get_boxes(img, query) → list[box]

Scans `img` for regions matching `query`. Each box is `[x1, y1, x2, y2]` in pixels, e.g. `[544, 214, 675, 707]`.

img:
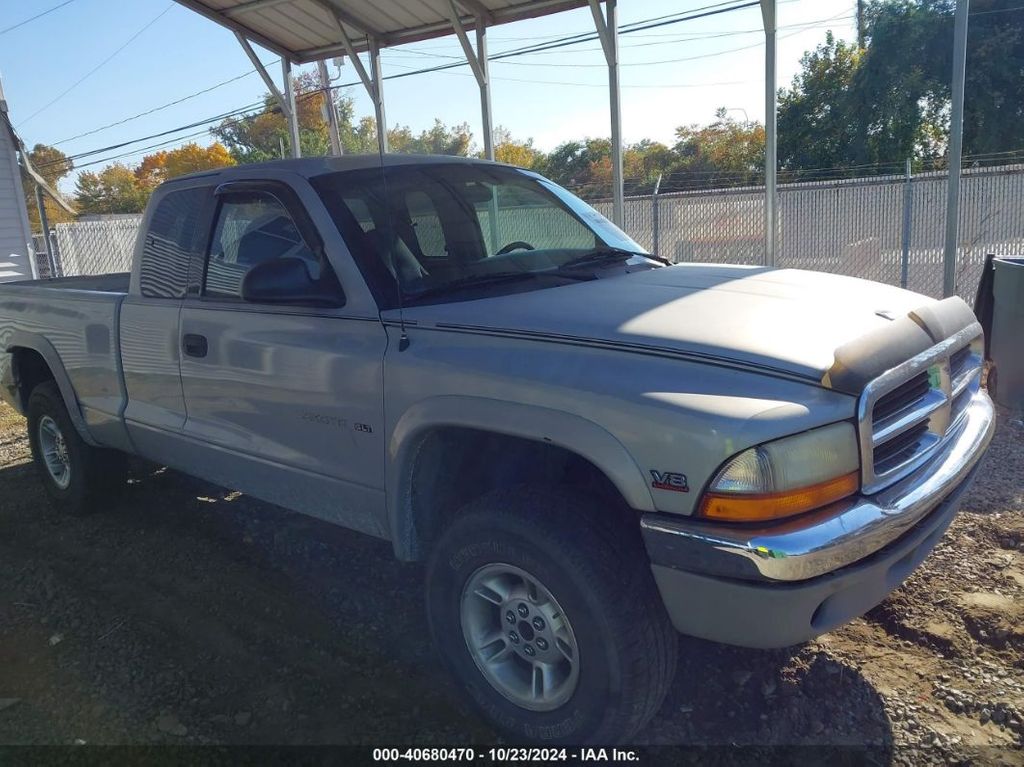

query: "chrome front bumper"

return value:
[641, 389, 995, 583]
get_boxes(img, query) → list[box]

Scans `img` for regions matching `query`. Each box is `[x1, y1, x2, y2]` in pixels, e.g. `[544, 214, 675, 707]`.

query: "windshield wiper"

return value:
[557, 248, 670, 271]
[403, 270, 591, 304]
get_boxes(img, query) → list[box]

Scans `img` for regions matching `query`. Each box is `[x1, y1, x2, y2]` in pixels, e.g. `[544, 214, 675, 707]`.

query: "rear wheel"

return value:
[426, 486, 677, 744]
[27, 381, 125, 515]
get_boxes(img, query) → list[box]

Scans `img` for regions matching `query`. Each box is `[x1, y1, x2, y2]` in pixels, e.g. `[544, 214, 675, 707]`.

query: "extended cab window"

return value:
[140, 187, 209, 298]
[203, 190, 332, 303]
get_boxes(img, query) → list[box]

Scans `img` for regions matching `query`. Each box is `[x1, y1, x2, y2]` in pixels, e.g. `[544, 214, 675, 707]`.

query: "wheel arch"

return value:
[387, 396, 655, 561]
[4, 332, 97, 445]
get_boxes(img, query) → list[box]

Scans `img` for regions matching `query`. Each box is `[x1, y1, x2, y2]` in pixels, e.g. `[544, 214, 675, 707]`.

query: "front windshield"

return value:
[311, 163, 652, 307]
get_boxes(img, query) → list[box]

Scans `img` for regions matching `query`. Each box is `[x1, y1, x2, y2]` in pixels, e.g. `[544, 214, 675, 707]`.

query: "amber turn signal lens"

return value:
[698, 471, 860, 523]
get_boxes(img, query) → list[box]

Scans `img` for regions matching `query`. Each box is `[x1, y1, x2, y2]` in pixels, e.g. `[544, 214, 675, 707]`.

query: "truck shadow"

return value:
[0, 456, 893, 750]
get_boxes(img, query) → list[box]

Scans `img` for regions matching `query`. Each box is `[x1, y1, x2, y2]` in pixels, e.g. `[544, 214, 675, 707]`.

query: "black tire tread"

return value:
[429, 485, 677, 743]
[27, 381, 125, 515]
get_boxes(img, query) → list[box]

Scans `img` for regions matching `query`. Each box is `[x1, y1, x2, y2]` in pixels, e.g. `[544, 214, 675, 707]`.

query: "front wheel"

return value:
[426, 487, 677, 744]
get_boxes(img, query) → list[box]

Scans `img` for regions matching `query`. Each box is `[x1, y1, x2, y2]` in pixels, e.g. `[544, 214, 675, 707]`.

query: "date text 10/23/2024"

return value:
[372, 747, 641, 762]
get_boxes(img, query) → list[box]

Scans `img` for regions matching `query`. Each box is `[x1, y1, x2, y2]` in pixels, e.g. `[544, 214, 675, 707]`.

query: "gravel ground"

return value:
[0, 401, 1022, 762]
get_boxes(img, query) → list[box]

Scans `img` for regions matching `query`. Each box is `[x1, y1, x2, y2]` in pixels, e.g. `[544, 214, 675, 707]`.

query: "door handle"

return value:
[182, 333, 208, 358]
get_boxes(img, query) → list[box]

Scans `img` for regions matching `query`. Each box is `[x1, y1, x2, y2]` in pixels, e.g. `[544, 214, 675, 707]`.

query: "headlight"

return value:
[698, 422, 860, 522]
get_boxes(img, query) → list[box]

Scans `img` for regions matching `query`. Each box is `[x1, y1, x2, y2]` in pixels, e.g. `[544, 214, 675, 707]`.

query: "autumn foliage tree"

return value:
[21, 144, 75, 229]
[135, 142, 235, 190]
[74, 142, 234, 215]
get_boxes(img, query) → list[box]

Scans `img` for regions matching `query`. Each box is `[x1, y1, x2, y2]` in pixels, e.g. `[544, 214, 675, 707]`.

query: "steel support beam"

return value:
[943, 0, 970, 297]
[335, 19, 388, 154]
[761, 0, 777, 268]
[282, 58, 301, 158]
[589, 0, 623, 226]
[447, 0, 493, 160]
[368, 38, 388, 154]
[236, 31, 299, 157]
[317, 59, 343, 155]
[236, 32, 287, 109]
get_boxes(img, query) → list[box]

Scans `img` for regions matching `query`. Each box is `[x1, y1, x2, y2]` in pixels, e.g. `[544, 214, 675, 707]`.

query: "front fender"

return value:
[387, 395, 655, 559]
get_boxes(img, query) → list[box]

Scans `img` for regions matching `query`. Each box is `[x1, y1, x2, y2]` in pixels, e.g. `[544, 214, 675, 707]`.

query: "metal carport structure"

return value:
[172, 0, 784, 239]
[171, 0, 971, 297]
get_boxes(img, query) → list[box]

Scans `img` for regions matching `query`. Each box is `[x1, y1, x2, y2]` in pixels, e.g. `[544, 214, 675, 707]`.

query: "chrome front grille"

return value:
[858, 326, 983, 494]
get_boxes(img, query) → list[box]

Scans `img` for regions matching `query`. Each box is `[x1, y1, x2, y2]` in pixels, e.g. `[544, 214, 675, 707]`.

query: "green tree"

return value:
[389, 119, 473, 156]
[671, 109, 765, 189]
[490, 126, 543, 168]
[778, 1, 1024, 175]
[74, 164, 149, 215]
[777, 33, 868, 173]
[538, 138, 611, 195]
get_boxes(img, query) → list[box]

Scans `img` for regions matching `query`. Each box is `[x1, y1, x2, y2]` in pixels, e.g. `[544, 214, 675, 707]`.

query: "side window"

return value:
[140, 187, 209, 298]
[203, 191, 324, 301]
[404, 190, 447, 258]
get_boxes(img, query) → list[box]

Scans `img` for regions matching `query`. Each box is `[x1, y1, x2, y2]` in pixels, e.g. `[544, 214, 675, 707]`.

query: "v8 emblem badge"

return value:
[650, 470, 689, 493]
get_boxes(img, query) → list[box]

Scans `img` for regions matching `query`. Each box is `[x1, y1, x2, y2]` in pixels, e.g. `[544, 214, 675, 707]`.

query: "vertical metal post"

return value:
[477, 25, 494, 161]
[761, 0, 777, 267]
[651, 173, 662, 259]
[607, 0, 623, 226]
[34, 185, 56, 279]
[368, 38, 389, 154]
[317, 59, 343, 155]
[589, 0, 623, 226]
[943, 0, 970, 297]
[282, 59, 301, 158]
[901, 158, 913, 289]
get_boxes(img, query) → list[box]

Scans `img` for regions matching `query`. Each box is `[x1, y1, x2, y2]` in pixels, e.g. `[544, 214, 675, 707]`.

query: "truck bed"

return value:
[0, 273, 130, 450]
[4, 272, 130, 294]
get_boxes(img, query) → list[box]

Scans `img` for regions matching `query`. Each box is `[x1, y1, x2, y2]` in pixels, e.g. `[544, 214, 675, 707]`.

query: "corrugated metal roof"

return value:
[174, 0, 589, 62]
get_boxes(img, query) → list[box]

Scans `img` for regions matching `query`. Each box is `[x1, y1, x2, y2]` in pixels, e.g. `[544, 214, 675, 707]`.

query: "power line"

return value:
[16, 4, 174, 128]
[50, 61, 281, 147]
[0, 0, 79, 37]
[39, 101, 268, 168]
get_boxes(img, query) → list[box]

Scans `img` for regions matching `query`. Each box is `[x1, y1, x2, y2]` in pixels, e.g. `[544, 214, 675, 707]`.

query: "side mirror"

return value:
[240, 257, 344, 307]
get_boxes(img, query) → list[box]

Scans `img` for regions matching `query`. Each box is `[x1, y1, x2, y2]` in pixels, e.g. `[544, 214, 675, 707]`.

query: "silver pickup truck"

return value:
[0, 155, 994, 743]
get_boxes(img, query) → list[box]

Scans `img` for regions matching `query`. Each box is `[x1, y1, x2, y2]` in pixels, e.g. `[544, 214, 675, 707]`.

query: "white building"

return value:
[0, 79, 38, 282]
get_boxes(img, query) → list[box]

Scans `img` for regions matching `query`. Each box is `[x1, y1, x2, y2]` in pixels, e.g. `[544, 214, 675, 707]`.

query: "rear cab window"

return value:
[140, 186, 211, 298]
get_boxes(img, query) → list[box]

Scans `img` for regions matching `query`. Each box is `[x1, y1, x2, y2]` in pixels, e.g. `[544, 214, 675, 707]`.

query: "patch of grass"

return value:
[0, 402, 26, 439]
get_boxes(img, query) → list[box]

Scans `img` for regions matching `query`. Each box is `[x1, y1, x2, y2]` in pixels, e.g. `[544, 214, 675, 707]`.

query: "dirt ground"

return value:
[0, 401, 1022, 762]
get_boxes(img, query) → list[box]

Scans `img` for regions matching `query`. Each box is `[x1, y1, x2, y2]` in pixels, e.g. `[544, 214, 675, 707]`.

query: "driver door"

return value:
[176, 179, 387, 537]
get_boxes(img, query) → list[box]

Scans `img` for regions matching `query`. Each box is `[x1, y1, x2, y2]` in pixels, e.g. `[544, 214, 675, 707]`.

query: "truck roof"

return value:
[168, 153, 508, 185]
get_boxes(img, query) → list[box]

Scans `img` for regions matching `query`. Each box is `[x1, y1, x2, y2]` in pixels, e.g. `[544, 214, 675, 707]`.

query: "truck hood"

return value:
[395, 264, 935, 384]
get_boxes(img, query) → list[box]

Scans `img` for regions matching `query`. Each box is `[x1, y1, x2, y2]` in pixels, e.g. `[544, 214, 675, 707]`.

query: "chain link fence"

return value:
[596, 162, 1024, 301]
[49, 216, 141, 278]
[40, 163, 1024, 301]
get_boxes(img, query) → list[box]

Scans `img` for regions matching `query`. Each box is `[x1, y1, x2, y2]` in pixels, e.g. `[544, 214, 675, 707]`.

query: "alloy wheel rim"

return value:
[460, 562, 580, 712]
[38, 415, 71, 490]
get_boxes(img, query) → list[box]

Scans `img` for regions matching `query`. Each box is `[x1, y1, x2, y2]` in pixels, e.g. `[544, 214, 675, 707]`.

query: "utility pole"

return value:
[857, 0, 866, 47]
[942, 0, 969, 297]
[34, 185, 56, 278]
[317, 59, 343, 156]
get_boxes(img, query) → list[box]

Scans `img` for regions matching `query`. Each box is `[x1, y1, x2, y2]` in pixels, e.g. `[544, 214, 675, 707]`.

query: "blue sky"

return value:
[0, 0, 857, 192]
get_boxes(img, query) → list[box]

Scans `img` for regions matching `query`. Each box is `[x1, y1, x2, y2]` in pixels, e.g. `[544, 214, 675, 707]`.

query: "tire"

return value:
[426, 486, 677, 744]
[26, 381, 125, 515]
